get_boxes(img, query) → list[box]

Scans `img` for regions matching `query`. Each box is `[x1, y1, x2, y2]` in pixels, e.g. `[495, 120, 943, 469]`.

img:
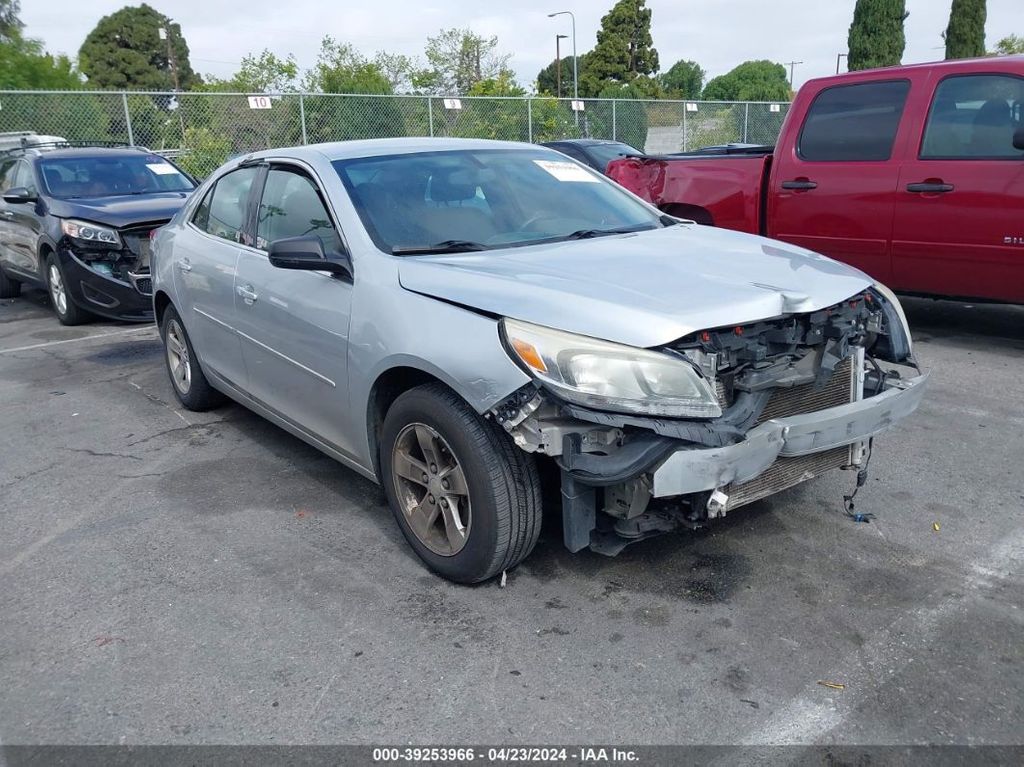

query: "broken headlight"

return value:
[871, 281, 913, 360]
[501, 318, 722, 418]
[61, 219, 122, 247]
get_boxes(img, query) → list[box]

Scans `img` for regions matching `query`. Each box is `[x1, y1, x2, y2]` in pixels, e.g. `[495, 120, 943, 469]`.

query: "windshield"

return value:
[333, 148, 663, 254]
[39, 155, 195, 199]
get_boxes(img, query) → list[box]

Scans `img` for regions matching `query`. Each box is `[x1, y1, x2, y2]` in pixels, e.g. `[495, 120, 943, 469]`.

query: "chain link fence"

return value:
[0, 90, 791, 178]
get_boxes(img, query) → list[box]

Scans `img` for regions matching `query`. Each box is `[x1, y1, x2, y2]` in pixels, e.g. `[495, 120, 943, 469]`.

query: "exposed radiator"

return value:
[725, 355, 856, 512]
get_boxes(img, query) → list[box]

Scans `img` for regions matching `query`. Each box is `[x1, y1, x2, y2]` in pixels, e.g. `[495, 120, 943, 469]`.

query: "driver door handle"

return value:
[236, 284, 259, 304]
[781, 179, 818, 191]
[906, 182, 954, 194]
[0, 211, 12, 218]
[176, 259, 192, 272]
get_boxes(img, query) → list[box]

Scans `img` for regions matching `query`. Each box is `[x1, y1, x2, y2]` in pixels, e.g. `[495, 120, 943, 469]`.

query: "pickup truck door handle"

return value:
[176, 259, 192, 272]
[236, 284, 259, 304]
[781, 180, 818, 191]
[906, 182, 954, 194]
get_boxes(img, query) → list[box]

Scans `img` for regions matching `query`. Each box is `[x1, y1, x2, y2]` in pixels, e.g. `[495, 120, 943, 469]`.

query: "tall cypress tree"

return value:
[581, 0, 660, 97]
[847, 0, 909, 71]
[945, 0, 987, 60]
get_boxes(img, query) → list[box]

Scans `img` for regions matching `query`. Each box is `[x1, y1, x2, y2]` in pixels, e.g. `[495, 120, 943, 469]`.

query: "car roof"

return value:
[28, 147, 159, 161]
[241, 136, 553, 164]
[805, 54, 1024, 90]
[542, 139, 621, 147]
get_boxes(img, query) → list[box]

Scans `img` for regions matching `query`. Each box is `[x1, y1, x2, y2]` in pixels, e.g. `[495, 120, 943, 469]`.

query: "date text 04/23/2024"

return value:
[372, 747, 640, 762]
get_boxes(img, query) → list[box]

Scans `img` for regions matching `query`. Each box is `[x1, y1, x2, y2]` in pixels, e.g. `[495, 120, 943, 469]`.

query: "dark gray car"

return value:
[151, 138, 927, 583]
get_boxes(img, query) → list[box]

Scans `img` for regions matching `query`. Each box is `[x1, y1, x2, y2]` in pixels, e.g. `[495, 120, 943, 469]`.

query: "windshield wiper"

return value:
[391, 240, 489, 255]
[558, 224, 655, 240]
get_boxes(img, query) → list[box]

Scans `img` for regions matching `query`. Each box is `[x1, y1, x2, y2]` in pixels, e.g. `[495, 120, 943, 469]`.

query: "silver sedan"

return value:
[152, 138, 926, 583]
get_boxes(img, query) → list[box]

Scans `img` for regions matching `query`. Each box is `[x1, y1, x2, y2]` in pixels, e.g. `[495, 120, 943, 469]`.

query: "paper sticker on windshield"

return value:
[147, 163, 180, 175]
[533, 160, 600, 183]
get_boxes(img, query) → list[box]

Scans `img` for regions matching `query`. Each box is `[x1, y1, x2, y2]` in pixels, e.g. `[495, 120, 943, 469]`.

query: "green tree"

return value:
[203, 50, 299, 93]
[536, 54, 586, 97]
[79, 4, 198, 90]
[847, 0, 908, 71]
[415, 28, 515, 95]
[1, 0, 23, 42]
[658, 59, 704, 99]
[0, 36, 82, 89]
[702, 60, 790, 101]
[945, 0, 987, 60]
[992, 34, 1024, 55]
[582, 0, 659, 97]
[303, 37, 392, 94]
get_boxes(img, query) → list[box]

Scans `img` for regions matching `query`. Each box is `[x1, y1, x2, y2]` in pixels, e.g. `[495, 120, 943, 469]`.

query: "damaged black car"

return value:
[0, 143, 196, 324]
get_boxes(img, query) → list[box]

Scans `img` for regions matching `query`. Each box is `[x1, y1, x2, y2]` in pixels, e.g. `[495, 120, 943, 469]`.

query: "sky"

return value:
[19, 0, 1023, 93]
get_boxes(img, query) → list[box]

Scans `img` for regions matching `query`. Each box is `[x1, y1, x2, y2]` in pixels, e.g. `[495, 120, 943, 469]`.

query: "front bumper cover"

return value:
[650, 371, 929, 498]
[58, 248, 154, 322]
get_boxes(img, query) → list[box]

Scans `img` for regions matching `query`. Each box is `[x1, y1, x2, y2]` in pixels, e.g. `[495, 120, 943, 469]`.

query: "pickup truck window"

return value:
[920, 74, 1024, 160]
[798, 80, 910, 162]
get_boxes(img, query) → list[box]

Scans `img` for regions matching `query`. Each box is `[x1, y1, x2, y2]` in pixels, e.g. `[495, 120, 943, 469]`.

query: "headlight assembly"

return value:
[502, 318, 722, 418]
[61, 219, 121, 247]
[871, 281, 913, 359]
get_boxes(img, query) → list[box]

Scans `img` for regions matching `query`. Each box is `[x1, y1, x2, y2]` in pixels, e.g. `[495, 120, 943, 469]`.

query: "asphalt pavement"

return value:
[1, 287, 1021, 746]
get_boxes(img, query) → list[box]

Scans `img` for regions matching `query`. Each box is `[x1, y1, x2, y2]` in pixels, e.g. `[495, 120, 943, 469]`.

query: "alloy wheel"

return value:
[165, 319, 192, 394]
[391, 422, 472, 556]
[48, 264, 67, 315]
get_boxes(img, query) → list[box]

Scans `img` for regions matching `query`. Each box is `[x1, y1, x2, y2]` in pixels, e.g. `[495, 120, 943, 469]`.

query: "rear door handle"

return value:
[0, 211, 12, 218]
[781, 180, 818, 191]
[176, 259, 192, 272]
[906, 182, 954, 194]
[236, 284, 258, 304]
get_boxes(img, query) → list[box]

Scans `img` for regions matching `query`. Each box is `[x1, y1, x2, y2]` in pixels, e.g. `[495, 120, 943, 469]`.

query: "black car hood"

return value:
[47, 192, 192, 228]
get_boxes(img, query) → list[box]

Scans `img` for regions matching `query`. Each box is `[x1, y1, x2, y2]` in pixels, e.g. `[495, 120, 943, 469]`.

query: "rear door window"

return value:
[798, 80, 911, 162]
[193, 166, 260, 245]
[920, 74, 1024, 159]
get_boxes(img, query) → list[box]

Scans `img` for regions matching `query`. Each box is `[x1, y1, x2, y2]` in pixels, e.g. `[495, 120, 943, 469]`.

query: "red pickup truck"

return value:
[609, 56, 1024, 303]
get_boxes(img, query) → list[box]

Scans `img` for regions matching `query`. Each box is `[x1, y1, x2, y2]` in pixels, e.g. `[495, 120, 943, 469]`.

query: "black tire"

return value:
[0, 266, 21, 299]
[159, 305, 226, 411]
[45, 253, 92, 325]
[380, 383, 542, 584]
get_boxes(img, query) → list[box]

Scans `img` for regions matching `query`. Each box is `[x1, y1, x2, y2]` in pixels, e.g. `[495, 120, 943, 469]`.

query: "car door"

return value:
[4, 160, 43, 276]
[0, 157, 17, 271]
[767, 79, 913, 284]
[233, 163, 356, 455]
[171, 166, 260, 390]
[891, 72, 1024, 302]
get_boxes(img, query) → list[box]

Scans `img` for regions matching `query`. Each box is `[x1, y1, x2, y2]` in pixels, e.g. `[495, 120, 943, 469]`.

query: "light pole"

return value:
[785, 60, 803, 90]
[548, 11, 577, 108]
[555, 34, 567, 98]
[836, 53, 848, 74]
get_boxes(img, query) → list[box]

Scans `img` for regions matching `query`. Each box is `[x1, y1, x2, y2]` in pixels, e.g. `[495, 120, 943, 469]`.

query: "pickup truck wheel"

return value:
[380, 383, 542, 584]
[46, 254, 91, 325]
[160, 305, 225, 411]
[0, 266, 21, 298]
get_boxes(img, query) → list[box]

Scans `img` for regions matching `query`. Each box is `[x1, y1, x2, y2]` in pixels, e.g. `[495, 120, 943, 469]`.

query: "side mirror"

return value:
[1014, 126, 1024, 152]
[2, 187, 36, 204]
[268, 235, 352, 278]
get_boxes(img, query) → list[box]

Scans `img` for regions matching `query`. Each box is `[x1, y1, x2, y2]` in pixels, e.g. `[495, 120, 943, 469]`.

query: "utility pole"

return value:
[555, 34, 567, 98]
[158, 25, 180, 92]
[785, 60, 803, 89]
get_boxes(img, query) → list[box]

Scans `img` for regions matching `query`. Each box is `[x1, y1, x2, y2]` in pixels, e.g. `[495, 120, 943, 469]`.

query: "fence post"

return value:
[121, 93, 135, 146]
[743, 102, 749, 143]
[612, 100, 617, 141]
[427, 97, 434, 137]
[682, 104, 688, 152]
[527, 98, 533, 143]
[299, 94, 308, 145]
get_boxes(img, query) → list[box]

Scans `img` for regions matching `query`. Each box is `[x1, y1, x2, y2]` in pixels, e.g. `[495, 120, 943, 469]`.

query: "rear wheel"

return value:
[0, 266, 21, 299]
[380, 383, 542, 583]
[160, 305, 225, 411]
[45, 253, 92, 325]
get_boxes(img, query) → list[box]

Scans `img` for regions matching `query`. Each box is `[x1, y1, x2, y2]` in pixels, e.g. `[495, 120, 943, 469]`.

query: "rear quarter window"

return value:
[798, 80, 911, 162]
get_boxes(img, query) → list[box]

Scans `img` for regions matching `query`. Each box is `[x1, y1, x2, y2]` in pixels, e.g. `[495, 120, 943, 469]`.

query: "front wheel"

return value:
[46, 254, 91, 325]
[380, 383, 542, 583]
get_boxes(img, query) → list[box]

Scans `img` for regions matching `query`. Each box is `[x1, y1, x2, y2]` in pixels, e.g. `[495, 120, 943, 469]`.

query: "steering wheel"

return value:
[519, 212, 565, 232]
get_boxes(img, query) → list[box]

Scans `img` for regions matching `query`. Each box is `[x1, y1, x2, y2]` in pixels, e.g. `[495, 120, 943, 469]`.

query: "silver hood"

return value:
[397, 224, 874, 348]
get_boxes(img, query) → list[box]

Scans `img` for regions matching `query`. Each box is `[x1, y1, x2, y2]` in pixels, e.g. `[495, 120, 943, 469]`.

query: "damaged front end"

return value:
[57, 219, 162, 319]
[492, 287, 928, 555]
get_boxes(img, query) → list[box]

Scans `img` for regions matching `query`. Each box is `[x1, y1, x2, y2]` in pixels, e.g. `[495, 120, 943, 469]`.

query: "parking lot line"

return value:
[0, 326, 156, 355]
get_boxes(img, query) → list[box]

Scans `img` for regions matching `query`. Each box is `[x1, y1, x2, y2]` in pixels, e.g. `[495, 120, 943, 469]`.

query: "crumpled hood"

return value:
[47, 192, 192, 229]
[397, 224, 874, 347]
